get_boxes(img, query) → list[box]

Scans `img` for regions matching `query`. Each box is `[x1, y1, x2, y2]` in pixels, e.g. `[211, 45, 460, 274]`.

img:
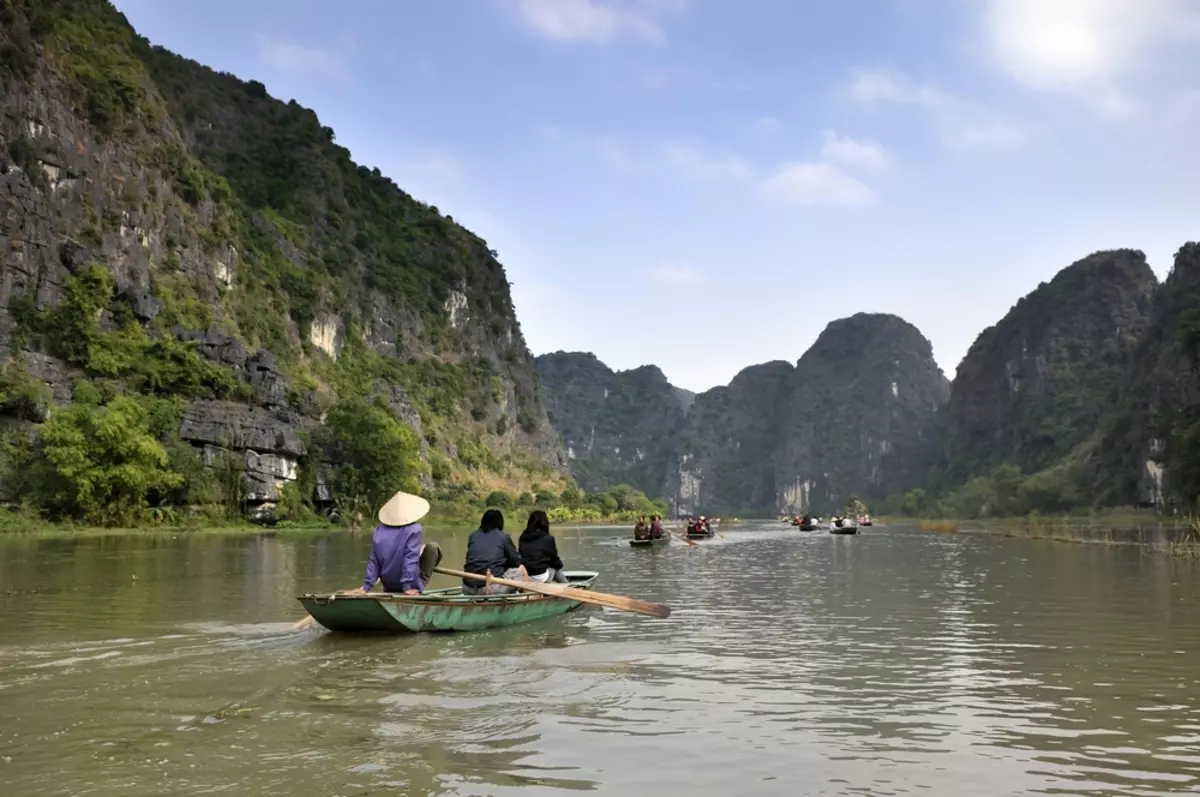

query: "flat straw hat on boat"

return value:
[377, 490, 431, 527]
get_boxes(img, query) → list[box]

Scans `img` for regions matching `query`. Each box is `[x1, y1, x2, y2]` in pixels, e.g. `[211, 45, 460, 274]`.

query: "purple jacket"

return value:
[362, 522, 425, 593]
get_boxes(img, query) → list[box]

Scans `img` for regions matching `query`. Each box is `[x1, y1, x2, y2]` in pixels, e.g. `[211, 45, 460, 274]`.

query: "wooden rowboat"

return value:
[830, 526, 858, 535]
[796, 524, 819, 531]
[685, 529, 714, 539]
[297, 571, 599, 633]
[629, 536, 669, 548]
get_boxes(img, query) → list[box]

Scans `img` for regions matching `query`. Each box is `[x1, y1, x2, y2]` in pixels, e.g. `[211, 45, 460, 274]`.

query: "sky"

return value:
[111, 0, 1200, 393]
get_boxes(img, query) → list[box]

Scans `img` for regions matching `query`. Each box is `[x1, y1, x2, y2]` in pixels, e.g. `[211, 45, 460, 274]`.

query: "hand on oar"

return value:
[293, 586, 364, 631]
[434, 566, 670, 619]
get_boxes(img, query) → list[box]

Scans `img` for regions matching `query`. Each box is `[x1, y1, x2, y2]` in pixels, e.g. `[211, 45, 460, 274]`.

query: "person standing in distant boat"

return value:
[649, 515, 665, 539]
[355, 490, 442, 595]
[519, 510, 569, 584]
[462, 509, 528, 595]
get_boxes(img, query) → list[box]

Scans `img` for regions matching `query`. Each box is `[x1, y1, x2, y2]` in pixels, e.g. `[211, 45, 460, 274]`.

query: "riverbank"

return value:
[0, 504, 650, 536]
[889, 513, 1200, 557]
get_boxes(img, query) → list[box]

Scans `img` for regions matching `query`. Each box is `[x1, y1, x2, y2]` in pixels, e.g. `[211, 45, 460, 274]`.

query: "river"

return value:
[1, 522, 1199, 796]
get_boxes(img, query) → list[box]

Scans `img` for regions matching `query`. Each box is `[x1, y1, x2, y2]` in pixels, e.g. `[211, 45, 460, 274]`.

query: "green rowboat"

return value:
[629, 536, 669, 548]
[297, 571, 600, 633]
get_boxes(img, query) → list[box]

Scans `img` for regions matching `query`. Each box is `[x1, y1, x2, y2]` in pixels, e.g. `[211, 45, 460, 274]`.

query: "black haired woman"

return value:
[462, 509, 528, 595]
[519, 510, 569, 584]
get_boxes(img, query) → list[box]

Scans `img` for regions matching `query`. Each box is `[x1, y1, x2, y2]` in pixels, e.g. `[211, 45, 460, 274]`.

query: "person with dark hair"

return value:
[649, 514, 665, 539]
[462, 509, 527, 595]
[519, 510, 568, 584]
[633, 514, 650, 540]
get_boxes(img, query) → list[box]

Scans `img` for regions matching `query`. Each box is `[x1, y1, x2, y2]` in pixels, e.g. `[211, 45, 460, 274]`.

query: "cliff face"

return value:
[662, 314, 948, 516]
[666, 360, 795, 516]
[0, 0, 564, 521]
[1092, 244, 1200, 506]
[773, 313, 950, 512]
[938, 250, 1157, 487]
[535, 351, 684, 495]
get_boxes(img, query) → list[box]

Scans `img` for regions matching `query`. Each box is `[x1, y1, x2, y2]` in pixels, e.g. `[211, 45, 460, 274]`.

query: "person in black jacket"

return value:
[518, 510, 569, 583]
[462, 509, 528, 595]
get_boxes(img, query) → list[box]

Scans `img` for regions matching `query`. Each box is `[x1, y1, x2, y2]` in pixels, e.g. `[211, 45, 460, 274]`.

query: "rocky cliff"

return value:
[0, 0, 565, 523]
[661, 314, 949, 516]
[937, 250, 1157, 487]
[535, 351, 685, 495]
[773, 314, 950, 512]
[1090, 244, 1200, 506]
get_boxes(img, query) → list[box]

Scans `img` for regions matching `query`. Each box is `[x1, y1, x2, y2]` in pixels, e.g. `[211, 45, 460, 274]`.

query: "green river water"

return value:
[2, 522, 1199, 796]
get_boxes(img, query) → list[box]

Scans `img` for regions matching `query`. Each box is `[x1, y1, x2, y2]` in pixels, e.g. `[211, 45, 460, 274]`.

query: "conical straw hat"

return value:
[377, 491, 431, 527]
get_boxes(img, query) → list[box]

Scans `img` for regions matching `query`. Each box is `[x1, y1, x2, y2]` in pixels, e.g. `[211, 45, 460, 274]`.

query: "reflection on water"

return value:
[2, 524, 1200, 795]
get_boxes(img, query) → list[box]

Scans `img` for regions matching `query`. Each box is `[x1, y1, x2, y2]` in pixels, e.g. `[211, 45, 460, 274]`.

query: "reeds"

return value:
[920, 520, 961, 533]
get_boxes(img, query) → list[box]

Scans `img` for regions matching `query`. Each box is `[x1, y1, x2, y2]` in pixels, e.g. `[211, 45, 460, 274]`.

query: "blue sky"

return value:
[113, 0, 1200, 392]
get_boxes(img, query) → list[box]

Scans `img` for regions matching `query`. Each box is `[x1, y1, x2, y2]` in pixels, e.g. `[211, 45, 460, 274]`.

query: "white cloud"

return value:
[983, 0, 1199, 90]
[648, 265, 706, 286]
[257, 36, 346, 78]
[982, 0, 1200, 120]
[849, 68, 948, 108]
[941, 117, 1029, 152]
[757, 116, 781, 132]
[820, 130, 891, 170]
[512, 0, 684, 44]
[847, 67, 1028, 152]
[761, 162, 875, 206]
[659, 143, 752, 181]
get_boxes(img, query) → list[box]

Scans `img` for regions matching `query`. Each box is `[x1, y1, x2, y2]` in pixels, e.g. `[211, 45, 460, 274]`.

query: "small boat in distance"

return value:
[859, 515, 873, 527]
[297, 571, 600, 633]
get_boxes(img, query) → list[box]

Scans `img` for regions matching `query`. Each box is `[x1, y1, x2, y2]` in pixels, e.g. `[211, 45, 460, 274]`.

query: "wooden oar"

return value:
[434, 566, 670, 619]
[666, 527, 699, 546]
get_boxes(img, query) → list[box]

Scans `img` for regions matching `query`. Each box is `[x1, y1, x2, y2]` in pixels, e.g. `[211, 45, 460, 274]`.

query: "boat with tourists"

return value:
[629, 536, 669, 548]
[829, 516, 859, 535]
[859, 515, 873, 527]
[297, 571, 601, 633]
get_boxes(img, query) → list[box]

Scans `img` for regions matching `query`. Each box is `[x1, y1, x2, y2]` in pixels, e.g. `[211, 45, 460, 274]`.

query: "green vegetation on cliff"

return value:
[0, 0, 569, 526]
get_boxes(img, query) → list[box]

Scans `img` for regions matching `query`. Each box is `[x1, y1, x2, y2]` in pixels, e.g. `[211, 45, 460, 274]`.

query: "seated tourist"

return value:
[462, 509, 527, 595]
[519, 510, 569, 584]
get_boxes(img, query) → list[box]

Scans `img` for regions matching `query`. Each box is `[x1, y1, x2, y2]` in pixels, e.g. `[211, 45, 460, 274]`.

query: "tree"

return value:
[322, 397, 421, 520]
[35, 396, 182, 525]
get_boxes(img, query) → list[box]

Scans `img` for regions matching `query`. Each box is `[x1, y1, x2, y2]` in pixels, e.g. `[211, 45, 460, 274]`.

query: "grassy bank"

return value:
[887, 512, 1200, 557]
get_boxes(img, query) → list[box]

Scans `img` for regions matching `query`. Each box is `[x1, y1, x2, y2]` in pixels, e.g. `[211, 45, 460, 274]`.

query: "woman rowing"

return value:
[358, 490, 443, 595]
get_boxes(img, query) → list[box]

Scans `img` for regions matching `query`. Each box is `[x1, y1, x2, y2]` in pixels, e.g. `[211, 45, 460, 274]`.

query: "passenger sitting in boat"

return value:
[649, 515, 665, 538]
[359, 490, 442, 595]
[685, 518, 696, 534]
[462, 509, 528, 595]
[633, 515, 650, 539]
[519, 510, 569, 584]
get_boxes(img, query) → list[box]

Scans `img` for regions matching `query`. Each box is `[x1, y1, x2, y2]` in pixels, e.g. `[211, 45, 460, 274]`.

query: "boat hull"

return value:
[685, 530, 714, 539]
[830, 527, 859, 535]
[298, 571, 599, 633]
[630, 537, 669, 547]
[796, 524, 818, 531]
